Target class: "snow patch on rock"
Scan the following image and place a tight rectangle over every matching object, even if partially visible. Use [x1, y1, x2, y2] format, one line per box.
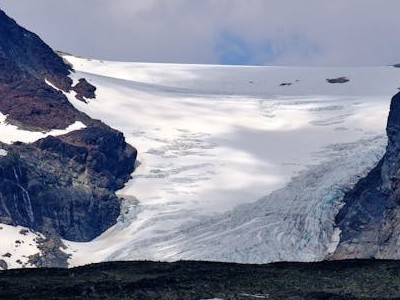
[0, 224, 43, 269]
[0, 112, 86, 144]
[44, 78, 60, 91]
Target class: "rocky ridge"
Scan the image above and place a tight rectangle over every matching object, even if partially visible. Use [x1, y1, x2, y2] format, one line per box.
[333, 91, 400, 259]
[0, 10, 136, 267]
[0, 125, 136, 242]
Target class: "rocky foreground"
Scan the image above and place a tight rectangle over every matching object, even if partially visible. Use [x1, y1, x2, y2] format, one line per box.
[0, 259, 399, 299]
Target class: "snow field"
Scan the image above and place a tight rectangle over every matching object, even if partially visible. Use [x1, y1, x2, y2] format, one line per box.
[62, 56, 400, 266]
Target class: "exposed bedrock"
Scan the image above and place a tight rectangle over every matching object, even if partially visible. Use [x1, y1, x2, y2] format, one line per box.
[72, 78, 97, 102]
[333, 92, 400, 259]
[0, 9, 82, 131]
[0, 8, 137, 249]
[0, 125, 136, 242]
[0, 9, 97, 131]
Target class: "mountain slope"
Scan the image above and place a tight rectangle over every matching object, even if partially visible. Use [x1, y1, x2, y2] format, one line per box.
[0, 10, 136, 268]
[0, 9, 79, 130]
[1, 8, 400, 269]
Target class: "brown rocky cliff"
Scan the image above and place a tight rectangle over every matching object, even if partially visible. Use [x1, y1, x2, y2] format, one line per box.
[0, 9, 96, 130]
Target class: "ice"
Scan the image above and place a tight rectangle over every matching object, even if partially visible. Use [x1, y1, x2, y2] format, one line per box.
[327, 227, 342, 255]
[60, 56, 400, 266]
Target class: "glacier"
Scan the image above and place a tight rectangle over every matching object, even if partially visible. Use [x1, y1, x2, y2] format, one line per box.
[56, 56, 400, 265]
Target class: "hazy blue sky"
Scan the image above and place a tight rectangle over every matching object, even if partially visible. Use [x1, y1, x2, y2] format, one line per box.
[1, 0, 400, 66]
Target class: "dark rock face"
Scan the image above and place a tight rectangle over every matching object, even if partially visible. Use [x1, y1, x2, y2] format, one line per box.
[72, 78, 96, 102]
[326, 77, 350, 84]
[333, 92, 400, 259]
[0, 10, 71, 88]
[0, 8, 137, 253]
[35, 124, 137, 191]
[0, 56, 84, 131]
[0, 125, 136, 242]
[0, 260, 7, 270]
[0, 9, 89, 130]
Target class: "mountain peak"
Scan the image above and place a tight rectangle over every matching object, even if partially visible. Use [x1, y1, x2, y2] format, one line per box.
[0, 9, 71, 90]
[0, 9, 80, 130]
[0, 9, 137, 268]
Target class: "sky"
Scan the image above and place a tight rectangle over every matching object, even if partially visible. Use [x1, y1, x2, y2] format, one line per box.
[1, 0, 400, 66]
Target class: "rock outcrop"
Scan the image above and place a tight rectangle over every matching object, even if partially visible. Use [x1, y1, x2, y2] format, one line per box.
[326, 77, 350, 84]
[72, 78, 96, 102]
[0, 10, 71, 89]
[0, 7, 137, 265]
[0, 124, 136, 242]
[0, 10, 90, 131]
[333, 92, 400, 259]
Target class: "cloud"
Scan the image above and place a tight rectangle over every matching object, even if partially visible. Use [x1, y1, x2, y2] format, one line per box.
[1, 0, 400, 66]
[216, 32, 254, 65]
[215, 31, 321, 65]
